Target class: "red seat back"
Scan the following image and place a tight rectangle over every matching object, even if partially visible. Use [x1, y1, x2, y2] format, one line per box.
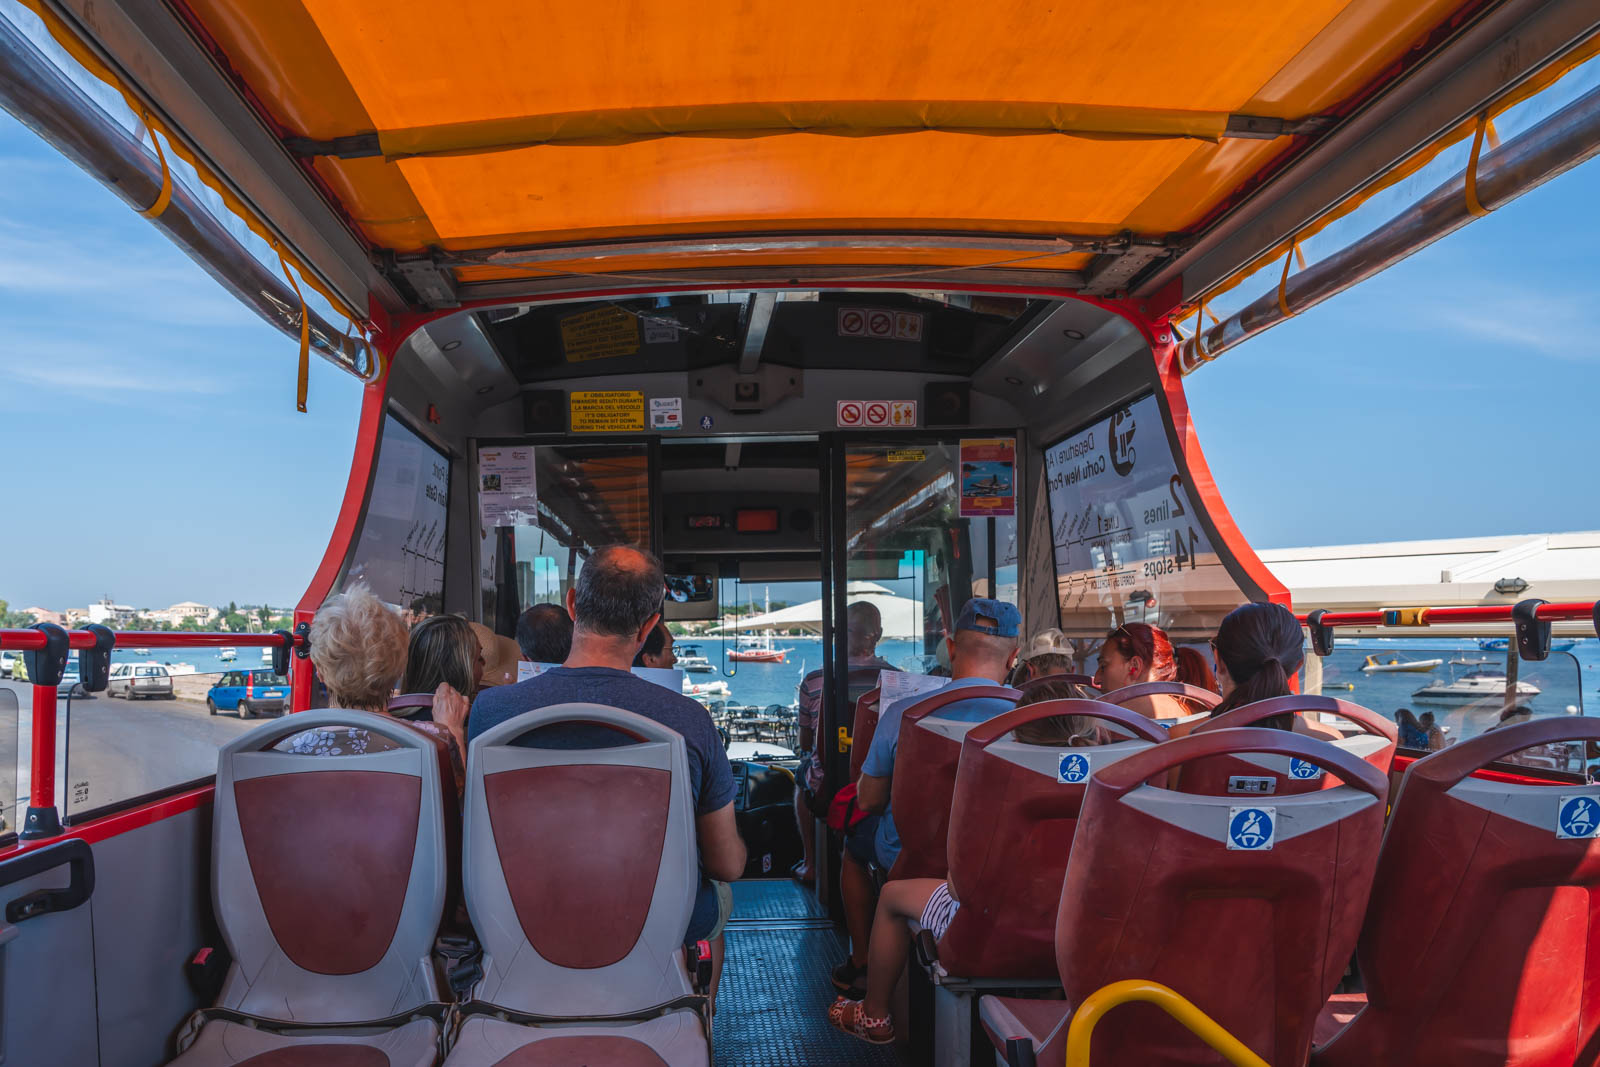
[849, 688, 881, 782]
[887, 684, 1020, 879]
[1060, 728, 1387, 1065]
[939, 701, 1166, 978]
[1182, 696, 1397, 797]
[1315, 717, 1600, 1067]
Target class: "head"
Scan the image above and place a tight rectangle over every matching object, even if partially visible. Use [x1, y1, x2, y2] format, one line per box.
[402, 614, 480, 699]
[634, 622, 676, 669]
[1011, 678, 1104, 746]
[1210, 602, 1305, 717]
[515, 602, 574, 663]
[1012, 627, 1072, 685]
[846, 601, 884, 658]
[1019, 652, 1075, 684]
[310, 582, 408, 713]
[1173, 645, 1217, 692]
[1419, 711, 1436, 728]
[945, 598, 1021, 683]
[565, 545, 665, 666]
[1395, 707, 1421, 728]
[1093, 623, 1176, 693]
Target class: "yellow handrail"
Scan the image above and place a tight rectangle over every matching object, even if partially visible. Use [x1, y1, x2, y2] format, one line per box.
[1064, 980, 1270, 1067]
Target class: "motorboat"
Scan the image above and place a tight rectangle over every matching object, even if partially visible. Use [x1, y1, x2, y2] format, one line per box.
[683, 678, 732, 699]
[161, 662, 197, 676]
[1361, 654, 1442, 673]
[219, 648, 236, 662]
[1450, 655, 1493, 666]
[132, 648, 151, 655]
[1413, 670, 1541, 703]
[675, 644, 715, 673]
[1479, 637, 1577, 653]
[260, 647, 274, 663]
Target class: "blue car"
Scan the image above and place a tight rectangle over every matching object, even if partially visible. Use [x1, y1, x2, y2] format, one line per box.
[207, 669, 288, 719]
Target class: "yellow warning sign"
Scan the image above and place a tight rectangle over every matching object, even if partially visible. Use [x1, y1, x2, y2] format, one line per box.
[887, 449, 927, 463]
[560, 306, 640, 362]
[570, 390, 645, 432]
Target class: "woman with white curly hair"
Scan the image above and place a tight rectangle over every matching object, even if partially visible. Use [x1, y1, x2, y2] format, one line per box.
[283, 583, 469, 791]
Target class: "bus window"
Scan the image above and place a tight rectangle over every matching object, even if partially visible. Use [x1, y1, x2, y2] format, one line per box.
[344, 415, 450, 616]
[843, 440, 1020, 671]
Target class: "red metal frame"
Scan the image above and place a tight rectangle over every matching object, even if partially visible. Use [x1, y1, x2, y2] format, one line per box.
[1297, 602, 1598, 628]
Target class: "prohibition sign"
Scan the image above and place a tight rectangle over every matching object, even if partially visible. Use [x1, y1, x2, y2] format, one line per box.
[865, 401, 889, 424]
[840, 309, 865, 335]
[838, 401, 863, 425]
[867, 310, 893, 337]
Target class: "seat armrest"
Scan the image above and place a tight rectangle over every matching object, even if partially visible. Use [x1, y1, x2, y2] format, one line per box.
[912, 928, 939, 970]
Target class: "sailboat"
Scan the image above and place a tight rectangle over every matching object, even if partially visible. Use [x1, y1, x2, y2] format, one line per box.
[726, 589, 793, 663]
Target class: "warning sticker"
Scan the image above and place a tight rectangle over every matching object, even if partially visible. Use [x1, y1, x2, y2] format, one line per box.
[650, 397, 683, 430]
[837, 307, 925, 342]
[887, 449, 926, 463]
[837, 399, 918, 428]
[561, 306, 640, 363]
[571, 390, 645, 432]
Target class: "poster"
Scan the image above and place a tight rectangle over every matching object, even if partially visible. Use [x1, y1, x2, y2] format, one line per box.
[477, 445, 538, 528]
[1043, 393, 1242, 636]
[560, 306, 639, 362]
[958, 438, 1016, 517]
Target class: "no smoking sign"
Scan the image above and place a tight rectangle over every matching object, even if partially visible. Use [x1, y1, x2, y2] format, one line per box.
[837, 399, 919, 428]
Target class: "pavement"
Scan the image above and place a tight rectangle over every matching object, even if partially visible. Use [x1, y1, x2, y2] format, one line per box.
[0, 678, 263, 827]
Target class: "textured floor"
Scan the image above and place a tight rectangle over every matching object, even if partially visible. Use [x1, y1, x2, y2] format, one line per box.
[715, 879, 908, 1066]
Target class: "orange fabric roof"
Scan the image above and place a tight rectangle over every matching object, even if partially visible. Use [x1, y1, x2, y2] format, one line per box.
[178, 0, 1476, 278]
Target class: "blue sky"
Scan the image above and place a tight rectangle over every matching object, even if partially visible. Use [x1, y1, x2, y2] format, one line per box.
[2, 93, 1597, 610]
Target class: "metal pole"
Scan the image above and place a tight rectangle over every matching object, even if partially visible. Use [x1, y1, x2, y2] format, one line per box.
[1180, 80, 1600, 372]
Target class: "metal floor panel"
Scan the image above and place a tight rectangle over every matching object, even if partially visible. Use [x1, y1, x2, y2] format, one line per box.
[716, 880, 909, 1066]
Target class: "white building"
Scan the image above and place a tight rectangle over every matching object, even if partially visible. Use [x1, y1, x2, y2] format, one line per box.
[161, 601, 217, 625]
[87, 598, 135, 626]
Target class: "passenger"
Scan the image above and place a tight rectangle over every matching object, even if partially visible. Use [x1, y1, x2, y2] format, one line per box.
[385, 613, 476, 793]
[467, 546, 744, 997]
[831, 598, 1020, 999]
[1488, 703, 1534, 731]
[1210, 602, 1340, 738]
[1174, 644, 1218, 691]
[1395, 707, 1429, 749]
[633, 621, 677, 670]
[1009, 627, 1074, 685]
[792, 601, 897, 885]
[1092, 622, 1190, 718]
[289, 583, 470, 784]
[1419, 710, 1447, 750]
[513, 602, 574, 664]
[829, 679, 1097, 1043]
[470, 621, 523, 689]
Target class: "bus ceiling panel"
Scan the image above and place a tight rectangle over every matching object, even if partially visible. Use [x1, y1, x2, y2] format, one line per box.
[659, 468, 820, 496]
[398, 317, 519, 406]
[1137, 0, 1600, 303]
[41, 0, 401, 314]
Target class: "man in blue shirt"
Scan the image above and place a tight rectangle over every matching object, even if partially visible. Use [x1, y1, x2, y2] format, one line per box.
[831, 597, 1020, 998]
[468, 546, 745, 997]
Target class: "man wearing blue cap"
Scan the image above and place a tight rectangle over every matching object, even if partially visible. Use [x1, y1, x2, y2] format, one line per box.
[830, 597, 1021, 998]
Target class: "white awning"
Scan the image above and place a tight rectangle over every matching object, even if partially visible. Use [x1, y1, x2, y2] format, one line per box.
[709, 582, 924, 639]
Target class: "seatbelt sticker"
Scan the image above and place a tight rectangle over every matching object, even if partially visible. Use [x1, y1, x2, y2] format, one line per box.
[1227, 806, 1275, 850]
[1557, 795, 1600, 839]
[1057, 751, 1090, 784]
[1288, 757, 1323, 781]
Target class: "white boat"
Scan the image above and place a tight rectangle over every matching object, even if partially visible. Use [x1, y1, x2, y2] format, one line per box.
[219, 648, 237, 662]
[261, 647, 274, 663]
[1413, 670, 1541, 703]
[132, 648, 151, 656]
[161, 662, 197, 676]
[683, 678, 731, 699]
[676, 644, 715, 673]
[1360, 654, 1442, 673]
[726, 740, 795, 760]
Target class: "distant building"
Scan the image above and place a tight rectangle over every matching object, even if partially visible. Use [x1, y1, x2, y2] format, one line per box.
[87, 598, 135, 626]
[20, 607, 63, 625]
[166, 601, 216, 623]
[63, 609, 87, 625]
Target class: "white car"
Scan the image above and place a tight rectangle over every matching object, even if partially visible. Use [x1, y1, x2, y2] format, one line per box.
[0, 651, 13, 679]
[107, 663, 174, 700]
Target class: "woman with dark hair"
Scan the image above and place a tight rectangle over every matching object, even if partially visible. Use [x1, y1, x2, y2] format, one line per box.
[1210, 602, 1339, 738]
[389, 613, 477, 793]
[1174, 645, 1217, 692]
[1092, 622, 1190, 719]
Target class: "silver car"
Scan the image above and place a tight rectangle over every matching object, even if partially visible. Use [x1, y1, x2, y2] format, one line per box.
[108, 663, 174, 700]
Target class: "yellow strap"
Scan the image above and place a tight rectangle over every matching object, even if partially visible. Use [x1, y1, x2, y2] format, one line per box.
[1065, 980, 1269, 1067]
[1464, 113, 1492, 219]
[1486, 118, 1502, 151]
[274, 244, 311, 412]
[135, 109, 173, 220]
[1277, 237, 1299, 318]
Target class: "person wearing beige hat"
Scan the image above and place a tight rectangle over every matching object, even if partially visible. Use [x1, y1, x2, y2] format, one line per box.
[468, 621, 524, 689]
[1009, 627, 1077, 685]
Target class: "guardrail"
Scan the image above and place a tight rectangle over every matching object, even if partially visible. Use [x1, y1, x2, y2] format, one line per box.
[1064, 979, 1269, 1067]
[1296, 599, 1599, 659]
[0, 626, 304, 839]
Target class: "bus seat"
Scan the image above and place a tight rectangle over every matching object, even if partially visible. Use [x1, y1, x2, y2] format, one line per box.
[980, 727, 1387, 1067]
[1313, 717, 1600, 1067]
[935, 700, 1167, 979]
[169, 710, 449, 1066]
[442, 703, 708, 1066]
[887, 684, 1020, 881]
[848, 687, 881, 783]
[1181, 696, 1397, 797]
[1014, 672, 1096, 696]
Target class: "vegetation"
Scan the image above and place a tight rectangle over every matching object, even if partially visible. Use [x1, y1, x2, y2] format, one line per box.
[0, 600, 37, 628]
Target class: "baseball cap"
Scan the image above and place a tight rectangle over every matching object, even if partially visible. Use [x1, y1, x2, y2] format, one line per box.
[954, 598, 1021, 639]
[1018, 627, 1071, 662]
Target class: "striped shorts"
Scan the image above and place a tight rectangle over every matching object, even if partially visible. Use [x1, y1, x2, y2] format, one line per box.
[919, 881, 960, 942]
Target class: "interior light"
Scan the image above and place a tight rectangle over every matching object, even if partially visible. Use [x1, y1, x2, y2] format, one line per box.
[1062, 329, 1085, 340]
[476, 385, 494, 395]
[442, 339, 463, 351]
[1005, 376, 1023, 386]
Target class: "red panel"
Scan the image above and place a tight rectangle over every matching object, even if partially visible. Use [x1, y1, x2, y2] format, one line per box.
[485, 764, 669, 969]
[234, 771, 421, 975]
[237, 1047, 388, 1067]
[491, 1035, 669, 1066]
[848, 689, 880, 783]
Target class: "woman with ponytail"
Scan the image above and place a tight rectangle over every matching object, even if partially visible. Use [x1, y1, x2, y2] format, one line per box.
[1210, 602, 1339, 738]
[1092, 622, 1194, 719]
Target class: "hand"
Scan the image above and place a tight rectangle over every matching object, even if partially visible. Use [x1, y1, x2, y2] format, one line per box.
[432, 683, 470, 734]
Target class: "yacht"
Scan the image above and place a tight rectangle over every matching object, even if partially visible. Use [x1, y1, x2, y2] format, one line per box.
[1360, 654, 1442, 673]
[219, 648, 236, 662]
[675, 644, 714, 673]
[1413, 670, 1541, 704]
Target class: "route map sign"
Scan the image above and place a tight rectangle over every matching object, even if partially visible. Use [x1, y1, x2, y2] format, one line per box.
[1044, 393, 1243, 636]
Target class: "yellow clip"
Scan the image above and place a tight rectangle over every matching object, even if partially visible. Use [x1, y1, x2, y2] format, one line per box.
[1277, 237, 1300, 318]
[136, 109, 173, 220]
[273, 242, 312, 413]
[1381, 607, 1430, 627]
[837, 727, 853, 754]
[1066, 980, 1269, 1067]
[1464, 113, 1493, 219]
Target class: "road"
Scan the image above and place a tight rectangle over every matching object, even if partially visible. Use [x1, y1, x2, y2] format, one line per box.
[0, 679, 261, 826]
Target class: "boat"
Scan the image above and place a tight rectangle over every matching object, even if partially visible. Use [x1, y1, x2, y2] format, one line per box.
[1450, 656, 1493, 666]
[1360, 654, 1442, 673]
[161, 662, 197, 676]
[675, 644, 715, 673]
[260, 647, 274, 663]
[726, 635, 790, 663]
[219, 648, 236, 662]
[132, 648, 150, 655]
[1413, 670, 1541, 704]
[1479, 637, 1578, 653]
[682, 678, 731, 699]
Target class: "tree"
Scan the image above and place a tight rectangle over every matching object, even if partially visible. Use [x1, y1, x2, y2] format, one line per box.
[227, 601, 238, 616]
[257, 606, 272, 629]
[0, 600, 37, 628]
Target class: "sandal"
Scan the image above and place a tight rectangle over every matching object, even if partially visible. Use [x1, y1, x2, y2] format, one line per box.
[790, 860, 815, 886]
[830, 958, 867, 996]
[828, 997, 895, 1045]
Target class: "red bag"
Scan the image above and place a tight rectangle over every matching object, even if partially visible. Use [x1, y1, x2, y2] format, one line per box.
[827, 783, 870, 832]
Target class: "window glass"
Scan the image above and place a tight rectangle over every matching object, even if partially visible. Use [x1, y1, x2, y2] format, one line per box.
[345, 414, 450, 616]
[135, 666, 163, 677]
[841, 440, 1020, 672]
[0, 688, 17, 835]
[252, 672, 288, 687]
[484, 443, 651, 634]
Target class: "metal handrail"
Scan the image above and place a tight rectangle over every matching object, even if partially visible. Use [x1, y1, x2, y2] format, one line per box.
[0, 629, 295, 651]
[1292, 600, 1597, 629]
[1064, 979, 1269, 1067]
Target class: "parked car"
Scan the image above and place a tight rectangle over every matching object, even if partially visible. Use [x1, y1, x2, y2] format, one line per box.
[108, 663, 173, 700]
[0, 650, 13, 678]
[60, 662, 90, 699]
[206, 669, 288, 719]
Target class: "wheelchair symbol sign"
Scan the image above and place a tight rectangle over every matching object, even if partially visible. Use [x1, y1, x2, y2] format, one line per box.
[1228, 807, 1276, 850]
[1558, 795, 1600, 839]
[1288, 758, 1322, 781]
[1057, 752, 1091, 784]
